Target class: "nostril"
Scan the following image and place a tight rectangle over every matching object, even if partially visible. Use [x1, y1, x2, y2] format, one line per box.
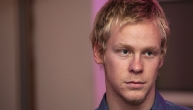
[130, 69, 143, 74]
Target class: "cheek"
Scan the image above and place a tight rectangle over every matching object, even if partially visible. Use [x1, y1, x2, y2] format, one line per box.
[104, 57, 128, 92]
[104, 55, 126, 81]
[104, 57, 118, 77]
[105, 55, 127, 73]
[145, 60, 160, 79]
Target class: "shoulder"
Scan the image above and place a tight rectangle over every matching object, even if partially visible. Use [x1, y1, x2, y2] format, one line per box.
[152, 90, 192, 110]
[164, 100, 192, 110]
[95, 94, 109, 110]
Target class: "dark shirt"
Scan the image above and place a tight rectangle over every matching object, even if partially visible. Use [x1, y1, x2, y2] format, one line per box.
[96, 90, 192, 110]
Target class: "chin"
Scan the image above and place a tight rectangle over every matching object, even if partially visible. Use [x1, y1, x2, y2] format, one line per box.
[123, 90, 147, 105]
[126, 96, 146, 105]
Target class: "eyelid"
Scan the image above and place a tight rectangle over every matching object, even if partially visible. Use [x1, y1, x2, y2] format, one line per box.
[114, 48, 132, 56]
[145, 51, 154, 55]
[113, 44, 134, 52]
[116, 49, 128, 53]
[121, 49, 129, 54]
[143, 50, 158, 57]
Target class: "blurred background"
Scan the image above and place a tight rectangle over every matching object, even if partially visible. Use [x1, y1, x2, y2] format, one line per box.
[0, 0, 193, 110]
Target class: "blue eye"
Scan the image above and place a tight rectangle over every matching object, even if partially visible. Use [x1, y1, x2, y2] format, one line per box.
[143, 51, 157, 58]
[121, 50, 128, 54]
[146, 51, 153, 56]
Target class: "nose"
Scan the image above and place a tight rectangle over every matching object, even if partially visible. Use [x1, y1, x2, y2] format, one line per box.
[129, 55, 143, 74]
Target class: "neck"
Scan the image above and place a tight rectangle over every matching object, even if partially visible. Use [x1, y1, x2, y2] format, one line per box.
[106, 86, 156, 110]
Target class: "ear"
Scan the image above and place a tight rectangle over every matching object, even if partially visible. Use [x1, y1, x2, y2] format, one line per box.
[93, 43, 104, 64]
[158, 57, 164, 68]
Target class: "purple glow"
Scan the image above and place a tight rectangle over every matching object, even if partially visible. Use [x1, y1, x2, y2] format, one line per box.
[92, 0, 107, 108]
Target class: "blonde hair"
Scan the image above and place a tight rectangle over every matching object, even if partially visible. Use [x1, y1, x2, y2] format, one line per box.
[90, 0, 170, 56]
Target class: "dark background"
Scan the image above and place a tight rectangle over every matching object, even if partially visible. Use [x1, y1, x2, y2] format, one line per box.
[157, 0, 193, 108]
[157, 0, 193, 91]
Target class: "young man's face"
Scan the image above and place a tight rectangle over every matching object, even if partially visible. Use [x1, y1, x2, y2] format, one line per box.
[94, 21, 163, 105]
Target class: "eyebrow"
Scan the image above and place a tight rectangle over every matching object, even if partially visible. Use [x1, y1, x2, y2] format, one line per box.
[113, 43, 160, 52]
[113, 43, 134, 51]
[142, 47, 161, 54]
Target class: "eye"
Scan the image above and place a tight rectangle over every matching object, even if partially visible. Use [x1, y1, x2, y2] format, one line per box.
[113, 47, 132, 57]
[143, 51, 157, 58]
[146, 51, 153, 56]
[121, 50, 129, 54]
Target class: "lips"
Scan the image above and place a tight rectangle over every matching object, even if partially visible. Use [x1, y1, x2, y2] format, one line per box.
[125, 81, 145, 89]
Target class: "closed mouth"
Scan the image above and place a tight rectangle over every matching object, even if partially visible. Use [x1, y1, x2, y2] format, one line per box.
[125, 81, 146, 89]
[126, 81, 145, 84]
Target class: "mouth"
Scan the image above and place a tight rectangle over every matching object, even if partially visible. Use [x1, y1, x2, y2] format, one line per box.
[125, 81, 146, 89]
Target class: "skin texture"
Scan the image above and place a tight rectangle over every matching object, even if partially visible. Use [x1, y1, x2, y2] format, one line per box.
[94, 21, 163, 110]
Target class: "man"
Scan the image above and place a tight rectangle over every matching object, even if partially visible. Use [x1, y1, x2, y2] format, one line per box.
[90, 0, 192, 110]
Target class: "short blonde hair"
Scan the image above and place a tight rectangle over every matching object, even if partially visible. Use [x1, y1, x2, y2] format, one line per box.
[90, 0, 170, 56]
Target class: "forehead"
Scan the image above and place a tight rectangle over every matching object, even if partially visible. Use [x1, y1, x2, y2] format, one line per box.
[108, 20, 162, 49]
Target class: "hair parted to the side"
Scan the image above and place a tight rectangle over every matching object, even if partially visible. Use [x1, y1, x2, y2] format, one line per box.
[90, 0, 170, 57]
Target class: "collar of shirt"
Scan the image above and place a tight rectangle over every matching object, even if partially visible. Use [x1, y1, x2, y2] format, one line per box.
[96, 90, 166, 110]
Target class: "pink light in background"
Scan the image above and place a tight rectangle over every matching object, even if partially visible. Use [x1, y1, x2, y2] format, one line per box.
[91, 0, 107, 108]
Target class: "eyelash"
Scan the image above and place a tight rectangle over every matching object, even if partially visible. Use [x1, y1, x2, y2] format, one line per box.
[116, 49, 157, 58]
[116, 49, 131, 56]
[121, 50, 129, 54]
[143, 51, 157, 57]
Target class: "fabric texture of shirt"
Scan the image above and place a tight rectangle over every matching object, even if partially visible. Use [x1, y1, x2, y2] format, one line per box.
[96, 90, 192, 110]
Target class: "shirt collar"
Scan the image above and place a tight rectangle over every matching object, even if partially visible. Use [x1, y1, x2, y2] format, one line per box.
[97, 90, 166, 110]
[97, 94, 109, 110]
[151, 90, 166, 110]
